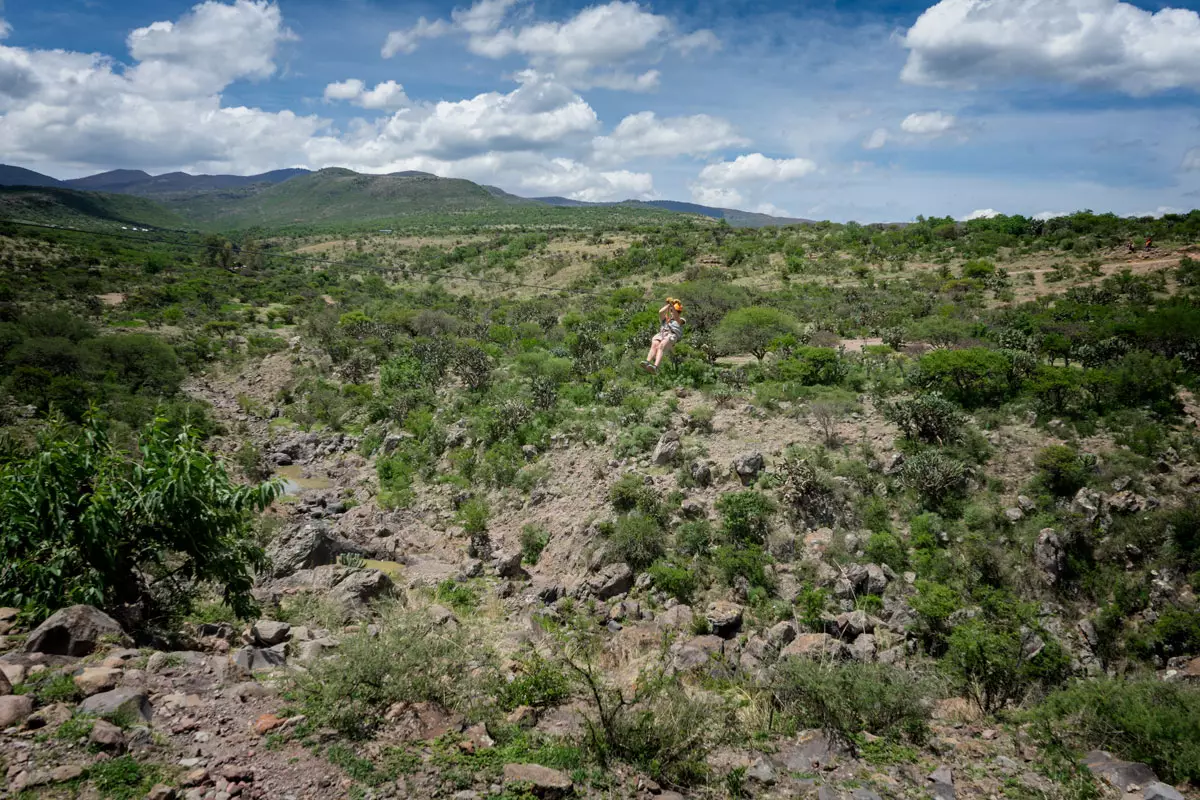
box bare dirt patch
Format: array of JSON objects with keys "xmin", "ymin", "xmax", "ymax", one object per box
[{"xmin": 96, "ymin": 292, "xmax": 125, "ymax": 306}]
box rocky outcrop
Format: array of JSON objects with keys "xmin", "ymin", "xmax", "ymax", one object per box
[
  {"xmin": 78, "ymin": 688, "xmax": 152, "ymax": 723},
  {"xmin": 731, "ymin": 452, "xmax": 765, "ymax": 485},
  {"xmin": 502, "ymin": 763, "xmax": 573, "ymax": 798},
  {"xmin": 24, "ymin": 606, "xmax": 128, "ymax": 657},
  {"xmin": 266, "ymin": 523, "xmax": 365, "ymax": 578},
  {"xmin": 1034, "ymin": 529, "xmax": 1065, "ymax": 586},
  {"xmin": 652, "ymin": 430, "xmax": 681, "ymax": 466}
]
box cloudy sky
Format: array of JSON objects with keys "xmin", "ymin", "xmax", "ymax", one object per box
[{"xmin": 3, "ymin": 0, "xmax": 1200, "ymax": 222}]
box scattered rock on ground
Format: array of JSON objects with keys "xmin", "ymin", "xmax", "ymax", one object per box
[{"xmin": 24, "ymin": 605, "xmax": 128, "ymax": 656}]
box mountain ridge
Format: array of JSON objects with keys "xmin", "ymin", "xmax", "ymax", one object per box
[{"xmin": 0, "ymin": 164, "xmax": 807, "ymax": 228}]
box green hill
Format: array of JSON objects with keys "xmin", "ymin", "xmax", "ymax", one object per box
[
  {"xmin": 174, "ymin": 168, "xmax": 521, "ymax": 229},
  {"xmin": 0, "ymin": 186, "xmax": 187, "ymax": 229}
]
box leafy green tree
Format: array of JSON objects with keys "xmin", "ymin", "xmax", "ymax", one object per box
[
  {"xmin": 715, "ymin": 306, "xmax": 799, "ymax": 361},
  {"xmin": 0, "ymin": 413, "xmax": 280, "ymax": 625}
]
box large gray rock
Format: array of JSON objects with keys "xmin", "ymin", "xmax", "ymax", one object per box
[
  {"xmin": 652, "ymin": 431, "xmax": 681, "ymax": 466},
  {"xmin": 587, "ymin": 563, "xmax": 633, "ymax": 600},
  {"xmin": 705, "ymin": 601, "xmax": 744, "ymax": 639},
  {"xmin": 266, "ymin": 523, "xmax": 365, "ymax": 578},
  {"xmin": 781, "ymin": 633, "xmax": 849, "ymax": 661},
  {"xmin": 25, "ymin": 605, "xmax": 128, "ymax": 657},
  {"xmin": 78, "ymin": 688, "xmax": 152, "ymax": 723},
  {"xmin": 1034, "ymin": 529, "xmax": 1065, "ymax": 586},
  {"xmin": 0, "ymin": 668, "xmax": 10, "ymax": 696},
  {"xmin": 1083, "ymin": 751, "xmax": 1159, "ymax": 792},
  {"xmin": 0, "ymin": 695, "xmax": 33, "ymax": 728},
  {"xmin": 731, "ymin": 452, "xmax": 765, "ymax": 485},
  {"xmin": 658, "ymin": 604, "xmax": 694, "ymax": 630},
  {"xmin": 863, "ymin": 563, "xmax": 889, "ymax": 595},
  {"xmin": 331, "ymin": 569, "xmax": 394, "ymax": 608},
  {"xmin": 252, "ymin": 620, "xmax": 291, "ymax": 647},
  {"xmin": 670, "ymin": 635, "xmax": 724, "ymax": 673},
  {"xmin": 502, "ymin": 763, "xmax": 573, "ymax": 799},
  {"xmin": 232, "ymin": 645, "xmax": 288, "ymax": 673},
  {"xmin": 928, "ymin": 766, "xmax": 955, "ymax": 800},
  {"xmin": 1144, "ymin": 783, "xmax": 1185, "ymax": 800}
]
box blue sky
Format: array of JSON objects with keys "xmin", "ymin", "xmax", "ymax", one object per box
[{"xmin": 2, "ymin": 0, "xmax": 1200, "ymax": 221}]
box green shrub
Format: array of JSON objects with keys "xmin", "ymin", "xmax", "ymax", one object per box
[
  {"xmin": 944, "ymin": 593, "xmax": 1071, "ymax": 713},
  {"xmin": 607, "ymin": 513, "xmax": 666, "ymax": 570},
  {"xmin": 913, "ymin": 348, "xmax": 1022, "ymax": 408},
  {"xmin": 687, "ymin": 404, "xmax": 715, "ymax": 433},
  {"xmin": 495, "ymin": 652, "xmax": 573, "ymax": 711},
  {"xmin": 435, "ymin": 580, "xmax": 479, "ymax": 612},
  {"xmin": 676, "ymin": 519, "xmax": 714, "ymax": 556},
  {"xmin": 456, "ymin": 497, "xmax": 490, "ymax": 535},
  {"xmin": 610, "ymin": 474, "xmax": 658, "ymax": 514},
  {"xmin": 1033, "ymin": 445, "xmax": 1094, "ymax": 498},
  {"xmin": 520, "ymin": 525, "xmax": 551, "ymax": 566},
  {"xmin": 716, "ymin": 490, "xmax": 775, "ymax": 545},
  {"xmin": 1129, "ymin": 606, "xmax": 1200, "ymax": 660},
  {"xmin": 909, "ymin": 580, "xmax": 961, "ymax": 654},
  {"xmin": 648, "ymin": 558, "xmax": 699, "ymax": 604},
  {"xmin": 0, "ymin": 413, "xmax": 279, "ymax": 626},
  {"xmin": 900, "ymin": 450, "xmax": 969, "ymax": 509},
  {"xmin": 883, "ymin": 393, "xmax": 964, "ymax": 444},
  {"xmin": 865, "ymin": 530, "xmax": 908, "ymax": 571},
  {"xmin": 712, "ymin": 543, "xmax": 772, "ymax": 589},
  {"xmin": 795, "ymin": 585, "xmax": 829, "ymax": 631},
  {"xmin": 1035, "ymin": 679, "xmax": 1200, "ymax": 784},
  {"xmin": 715, "ymin": 307, "xmax": 799, "ymax": 361},
  {"xmin": 293, "ymin": 607, "xmax": 482, "ymax": 738},
  {"xmin": 772, "ymin": 660, "xmax": 936, "ymax": 745},
  {"xmin": 773, "ymin": 347, "xmax": 845, "ymax": 386},
  {"xmin": 87, "ymin": 755, "xmax": 160, "ymax": 800}
]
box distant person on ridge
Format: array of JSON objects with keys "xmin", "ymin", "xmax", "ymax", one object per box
[
  {"xmin": 641, "ymin": 299, "xmax": 685, "ymax": 374},
  {"xmin": 1145, "ymin": 236, "xmax": 1154, "ymax": 251}
]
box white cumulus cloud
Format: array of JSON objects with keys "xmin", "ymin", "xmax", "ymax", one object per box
[
  {"xmin": 691, "ymin": 186, "xmax": 744, "ymax": 208},
  {"xmin": 382, "ymin": 0, "xmax": 718, "ymax": 92},
  {"xmin": 1033, "ymin": 211, "xmax": 1070, "ymax": 221},
  {"xmin": 902, "ymin": 0, "xmax": 1200, "ymax": 95},
  {"xmin": 1184, "ymin": 148, "xmax": 1200, "ymax": 171},
  {"xmin": 381, "ymin": 17, "xmax": 451, "ymax": 58},
  {"xmin": 901, "ymin": 111, "xmax": 957, "ymax": 135},
  {"xmin": 592, "ymin": 111, "xmax": 746, "ymax": 164},
  {"xmin": 697, "ymin": 153, "xmax": 817, "ymax": 186},
  {"xmin": 962, "ymin": 208, "xmax": 1001, "ymax": 220},
  {"xmin": 755, "ymin": 202, "xmax": 792, "ymax": 217},
  {"xmin": 324, "ymin": 79, "xmax": 410, "ymax": 111},
  {"xmin": 863, "ymin": 128, "xmax": 889, "ymax": 150}
]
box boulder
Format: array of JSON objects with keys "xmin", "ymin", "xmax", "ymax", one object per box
[
  {"xmin": 266, "ymin": 523, "xmax": 365, "ymax": 578},
  {"xmin": 834, "ymin": 611, "xmax": 882, "ymax": 639},
  {"xmin": 331, "ymin": 569, "xmax": 394, "ymax": 609},
  {"xmin": 1004, "ymin": 508, "xmax": 1025, "ymax": 523},
  {"xmin": 0, "ymin": 694, "xmax": 33, "ymax": 728},
  {"xmin": 232, "ymin": 645, "xmax": 288, "ymax": 673},
  {"xmin": 502, "ymin": 763, "xmax": 573, "ymax": 798},
  {"xmin": 1144, "ymin": 783, "xmax": 1185, "ymax": 800},
  {"xmin": 24, "ymin": 605, "xmax": 128, "ymax": 657},
  {"xmin": 652, "ymin": 431, "xmax": 681, "ymax": 466},
  {"xmin": 78, "ymin": 688, "xmax": 152, "ymax": 724},
  {"xmin": 587, "ymin": 563, "xmax": 633, "ymax": 601},
  {"xmin": 1034, "ymin": 529, "xmax": 1066, "ymax": 586},
  {"xmin": 731, "ymin": 452, "xmax": 765, "ymax": 485},
  {"xmin": 0, "ymin": 668, "xmax": 10, "ymax": 696},
  {"xmin": 848, "ymin": 633, "xmax": 877, "ymax": 662},
  {"xmin": 88, "ymin": 719, "xmax": 126, "ymax": 750},
  {"xmin": 781, "ymin": 634, "xmax": 849, "ymax": 661},
  {"xmin": 928, "ymin": 766, "xmax": 955, "ymax": 800},
  {"xmin": 1017, "ymin": 495, "xmax": 1037, "ymax": 512},
  {"xmin": 1083, "ymin": 751, "xmax": 1159, "ymax": 792},
  {"xmin": 766, "ymin": 621, "xmax": 798, "ymax": 649},
  {"xmin": 671, "ymin": 635, "xmax": 724, "ymax": 672},
  {"xmin": 658, "ymin": 604, "xmax": 694, "ymax": 630},
  {"xmin": 1071, "ymin": 488, "xmax": 1106, "ymax": 526},
  {"xmin": 73, "ymin": 667, "xmax": 122, "ymax": 696},
  {"xmin": 705, "ymin": 601, "xmax": 744, "ymax": 638},
  {"xmin": 863, "ymin": 564, "xmax": 889, "ymax": 595},
  {"xmin": 689, "ymin": 461, "xmax": 712, "ymax": 487},
  {"xmin": 493, "ymin": 550, "xmax": 526, "ymax": 580},
  {"xmin": 251, "ymin": 620, "xmax": 291, "ymax": 647}
]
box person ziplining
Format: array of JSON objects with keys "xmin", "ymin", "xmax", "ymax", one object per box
[{"xmin": 641, "ymin": 298, "xmax": 685, "ymax": 374}]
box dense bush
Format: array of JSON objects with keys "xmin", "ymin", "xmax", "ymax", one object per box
[
  {"xmin": 294, "ymin": 608, "xmax": 482, "ymax": 738},
  {"xmin": 901, "ymin": 450, "xmax": 970, "ymax": 509},
  {"xmin": 715, "ymin": 306, "xmax": 799, "ymax": 361},
  {"xmin": 716, "ymin": 490, "xmax": 776, "ymax": 545},
  {"xmin": 913, "ymin": 348, "xmax": 1023, "ymax": 408},
  {"xmin": 606, "ymin": 513, "xmax": 666, "ymax": 570},
  {"xmin": 884, "ymin": 393, "xmax": 964, "ymax": 444},
  {"xmin": 1035, "ymin": 679, "xmax": 1200, "ymax": 784},
  {"xmin": 773, "ymin": 347, "xmax": 845, "ymax": 386},
  {"xmin": 1033, "ymin": 445, "xmax": 1094, "ymax": 498},
  {"xmin": 0, "ymin": 414, "xmax": 279, "ymax": 626},
  {"xmin": 648, "ymin": 557, "xmax": 699, "ymax": 604},
  {"xmin": 772, "ymin": 660, "xmax": 936, "ymax": 745}
]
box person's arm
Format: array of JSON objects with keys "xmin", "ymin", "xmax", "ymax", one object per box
[{"xmin": 658, "ymin": 303, "xmax": 671, "ymax": 320}]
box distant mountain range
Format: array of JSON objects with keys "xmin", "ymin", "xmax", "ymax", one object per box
[{"xmin": 0, "ymin": 164, "xmax": 809, "ymax": 230}]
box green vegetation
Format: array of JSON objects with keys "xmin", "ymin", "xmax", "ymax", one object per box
[{"xmin": 0, "ymin": 414, "xmax": 279, "ymax": 625}]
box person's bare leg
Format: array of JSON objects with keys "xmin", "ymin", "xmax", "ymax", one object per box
[{"xmin": 654, "ymin": 342, "xmax": 673, "ymax": 368}]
